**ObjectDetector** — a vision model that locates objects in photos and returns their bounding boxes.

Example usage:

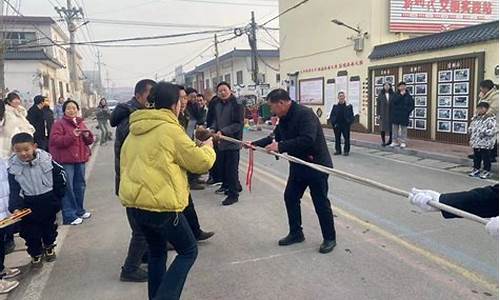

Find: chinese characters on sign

[300,60,364,74]
[390,0,498,33]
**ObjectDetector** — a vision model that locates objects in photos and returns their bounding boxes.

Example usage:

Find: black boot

[222,196,238,206]
[278,232,305,246]
[197,230,215,241]
[319,240,336,254]
[120,267,148,282]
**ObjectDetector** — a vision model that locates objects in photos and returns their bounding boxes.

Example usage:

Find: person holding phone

[49,100,94,225]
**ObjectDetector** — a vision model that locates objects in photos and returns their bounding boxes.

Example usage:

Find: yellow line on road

[241,160,498,293]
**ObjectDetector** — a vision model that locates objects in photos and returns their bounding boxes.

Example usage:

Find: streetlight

[331,19,362,34]
[331,19,368,52]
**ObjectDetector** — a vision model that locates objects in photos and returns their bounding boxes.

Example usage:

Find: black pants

[473,148,491,171]
[20,207,58,257]
[283,170,336,241]
[491,142,498,160]
[333,124,350,154]
[0,228,5,274]
[123,196,202,273]
[209,144,222,183]
[380,131,392,145]
[219,150,240,198]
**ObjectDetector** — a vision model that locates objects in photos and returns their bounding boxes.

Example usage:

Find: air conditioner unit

[354,36,364,52]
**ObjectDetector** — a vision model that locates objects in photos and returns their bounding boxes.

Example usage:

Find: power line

[90,34,230,48]
[257,53,279,71]
[260,0,309,26]
[85,18,233,29]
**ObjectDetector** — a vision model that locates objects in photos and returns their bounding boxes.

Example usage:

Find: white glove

[409,188,441,212]
[485,216,499,238]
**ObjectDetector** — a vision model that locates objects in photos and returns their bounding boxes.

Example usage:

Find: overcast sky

[17,0,280,88]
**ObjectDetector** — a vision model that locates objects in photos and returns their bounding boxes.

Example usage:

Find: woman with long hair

[376,83,394,146]
[96,98,112,145]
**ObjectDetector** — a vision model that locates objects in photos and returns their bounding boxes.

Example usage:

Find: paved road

[7,130,499,300]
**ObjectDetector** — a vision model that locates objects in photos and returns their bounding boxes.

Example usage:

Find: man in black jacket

[27,95,54,151]
[211,82,244,206]
[390,82,414,148]
[206,95,221,185]
[410,185,499,237]
[329,91,355,156]
[251,89,337,254]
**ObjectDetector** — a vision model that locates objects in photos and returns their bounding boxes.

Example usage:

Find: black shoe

[333,152,342,156]
[492,158,497,163]
[278,232,305,246]
[31,255,43,268]
[319,240,336,254]
[381,143,386,147]
[215,187,227,195]
[44,245,57,262]
[343,153,349,156]
[467,154,474,159]
[120,267,148,282]
[222,196,238,206]
[197,231,215,241]
[190,182,205,190]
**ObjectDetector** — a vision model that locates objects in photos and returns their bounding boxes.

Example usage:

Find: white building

[184,49,280,99]
[1,16,93,108]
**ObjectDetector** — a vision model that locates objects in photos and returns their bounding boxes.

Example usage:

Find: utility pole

[96,49,103,94]
[249,11,259,86]
[214,34,220,85]
[0,2,6,99]
[55,1,84,95]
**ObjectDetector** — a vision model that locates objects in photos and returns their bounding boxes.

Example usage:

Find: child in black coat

[8,133,66,266]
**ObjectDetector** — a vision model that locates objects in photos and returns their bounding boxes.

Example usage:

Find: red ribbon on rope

[246,148,254,192]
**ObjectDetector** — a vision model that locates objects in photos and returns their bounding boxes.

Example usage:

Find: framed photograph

[452,122,467,134]
[415,96,427,107]
[374,76,384,86]
[438,70,452,82]
[375,87,383,97]
[454,68,470,82]
[454,82,469,95]
[438,83,452,95]
[414,107,427,119]
[438,96,452,107]
[437,108,452,120]
[415,84,427,95]
[453,109,468,121]
[453,96,468,107]
[299,78,324,105]
[409,110,414,117]
[385,76,395,85]
[374,114,380,126]
[414,119,427,130]
[407,119,414,129]
[437,121,451,133]
[406,85,414,95]
[403,74,414,84]
[415,73,428,83]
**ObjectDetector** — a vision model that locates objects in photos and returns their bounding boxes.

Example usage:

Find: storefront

[368,21,498,145]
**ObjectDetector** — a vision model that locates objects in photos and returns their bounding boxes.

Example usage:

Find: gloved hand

[485,216,499,238]
[409,188,441,212]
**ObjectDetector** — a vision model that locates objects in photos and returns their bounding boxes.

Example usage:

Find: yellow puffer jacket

[119,109,215,212]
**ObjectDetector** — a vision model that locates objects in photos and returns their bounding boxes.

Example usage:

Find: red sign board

[390,0,499,33]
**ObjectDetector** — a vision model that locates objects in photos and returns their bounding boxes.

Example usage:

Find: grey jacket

[8,149,54,197]
[211,95,244,151]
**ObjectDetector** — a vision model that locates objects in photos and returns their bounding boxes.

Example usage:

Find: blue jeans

[130,208,198,300]
[62,163,87,224]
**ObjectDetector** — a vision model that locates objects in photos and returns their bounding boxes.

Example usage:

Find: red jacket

[49,116,94,164]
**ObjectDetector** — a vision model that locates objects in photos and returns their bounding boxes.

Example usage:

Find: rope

[246,148,254,192]
[217,135,490,226]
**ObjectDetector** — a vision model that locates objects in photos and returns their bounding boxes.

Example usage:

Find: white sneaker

[70,218,83,225]
[0,268,20,280]
[389,143,398,148]
[81,212,92,219]
[0,279,19,294]
[400,143,407,148]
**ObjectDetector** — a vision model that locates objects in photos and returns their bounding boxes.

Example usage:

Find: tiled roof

[369,21,499,60]
[4,50,65,68]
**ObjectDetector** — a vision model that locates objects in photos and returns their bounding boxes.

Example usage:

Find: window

[206,79,210,89]
[224,74,231,83]
[2,31,37,47]
[236,71,243,85]
[212,78,218,89]
[59,81,64,98]
[276,73,281,83]
[66,83,70,93]
[43,75,50,88]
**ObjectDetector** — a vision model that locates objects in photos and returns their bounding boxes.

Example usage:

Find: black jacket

[8,161,66,219]
[110,97,143,195]
[210,95,244,151]
[439,184,499,219]
[253,101,333,178]
[27,105,54,150]
[206,97,219,129]
[330,103,354,127]
[390,90,414,125]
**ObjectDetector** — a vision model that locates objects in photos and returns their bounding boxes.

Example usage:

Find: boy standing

[8,133,66,266]
[469,102,497,179]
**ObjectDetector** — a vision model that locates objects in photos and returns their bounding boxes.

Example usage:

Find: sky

[15,0,280,88]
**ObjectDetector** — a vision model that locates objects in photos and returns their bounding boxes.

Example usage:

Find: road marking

[230,246,318,265]
[240,160,498,293]
[20,144,101,300]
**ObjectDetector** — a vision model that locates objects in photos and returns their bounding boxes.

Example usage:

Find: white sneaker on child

[0,268,20,280]
[400,143,407,148]
[0,279,19,294]
[81,212,91,219]
[70,218,83,225]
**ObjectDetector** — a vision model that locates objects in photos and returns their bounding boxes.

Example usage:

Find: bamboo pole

[216,135,490,225]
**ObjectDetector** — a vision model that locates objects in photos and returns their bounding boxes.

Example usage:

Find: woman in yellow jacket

[119,82,215,300]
